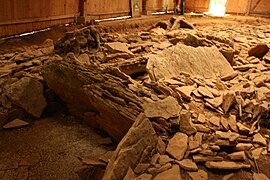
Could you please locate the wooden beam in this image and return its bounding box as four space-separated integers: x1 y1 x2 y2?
251 0 262 11
0 14 79 26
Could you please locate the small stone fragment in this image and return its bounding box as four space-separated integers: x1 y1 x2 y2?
179 110 197 136
175 86 195 100
228 115 238 132
227 151 246 161
234 143 253 151
189 141 200 150
220 117 229 130
252 148 263 159
176 159 198 171
216 131 239 141
123 168 135 180
144 96 180 119
194 124 211 133
197 114 206 124
221 91 235 114
157 137 166 155
205 161 251 170
158 155 173 166
166 132 188 160
193 155 223 162
237 123 250 133
198 86 214 98
209 116 220 127
188 169 208 180
253 133 267 146
154 165 181 180
148 163 172 174
3 118 29 129
215 139 237 147
253 173 269 180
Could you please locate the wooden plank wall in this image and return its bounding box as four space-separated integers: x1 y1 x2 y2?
226 0 248 14
143 0 174 13
0 0 79 38
185 0 210 13
250 0 270 14
84 0 131 19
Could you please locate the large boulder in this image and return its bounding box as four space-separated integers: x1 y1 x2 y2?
42 59 143 141
3 77 47 118
103 113 157 180
146 44 235 81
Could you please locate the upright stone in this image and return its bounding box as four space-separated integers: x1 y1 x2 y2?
103 114 157 180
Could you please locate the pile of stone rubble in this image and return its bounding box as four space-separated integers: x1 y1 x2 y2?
0 17 269 179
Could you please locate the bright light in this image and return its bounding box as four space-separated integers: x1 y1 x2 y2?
208 0 227 16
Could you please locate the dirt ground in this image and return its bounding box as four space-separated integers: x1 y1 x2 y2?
0 14 270 180
0 114 114 179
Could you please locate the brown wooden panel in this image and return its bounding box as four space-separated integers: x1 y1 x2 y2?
186 0 210 13
226 0 248 14
85 0 131 19
0 0 79 37
250 0 270 13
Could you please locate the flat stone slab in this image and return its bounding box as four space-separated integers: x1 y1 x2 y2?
143 96 180 119
166 132 188 160
205 161 251 170
3 119 29 129
176 159 198 171
147 44 234 81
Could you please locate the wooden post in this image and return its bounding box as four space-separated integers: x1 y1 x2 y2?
77 0 86 23
246 0 252 15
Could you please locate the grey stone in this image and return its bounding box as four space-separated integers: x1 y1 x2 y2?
3 77 47 118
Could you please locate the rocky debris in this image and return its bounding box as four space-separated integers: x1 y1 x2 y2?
3 77 47 118
248 44 269 58
1 16 270 180
55 26 101 55
3 118 29 129
171 17 195 30
104 42 134 56
205 161 251 170
147 44 234 81
103 114 157 180
166 132 188 160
